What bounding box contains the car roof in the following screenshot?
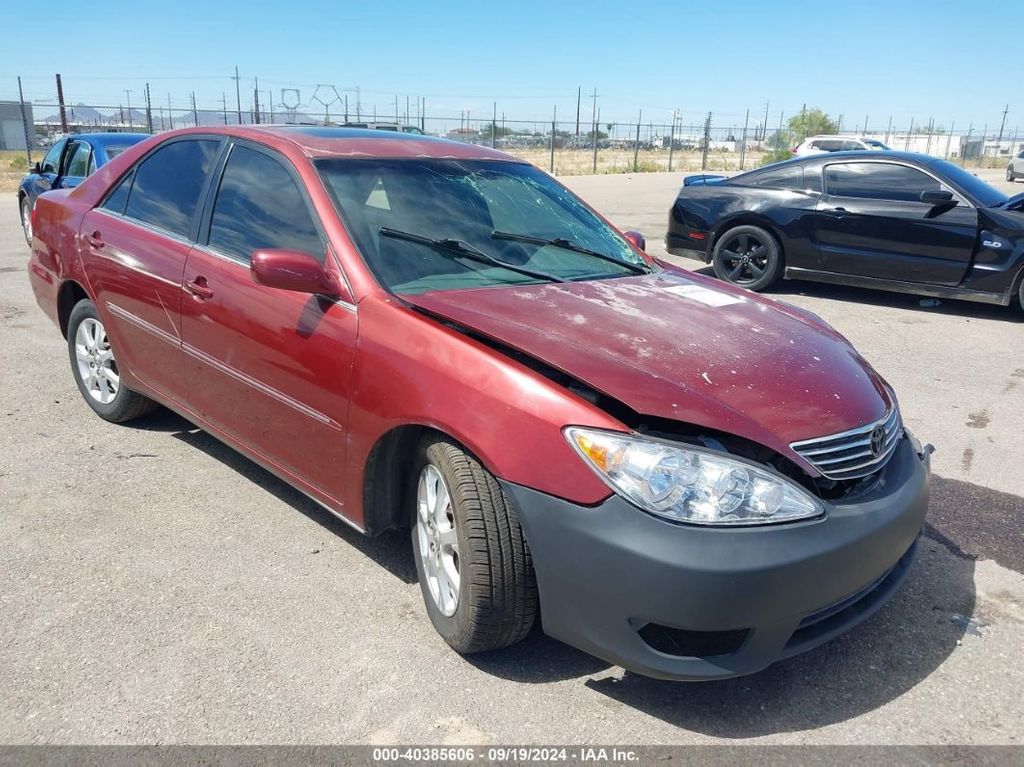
[735,150,943,182]
[73,132,151,147]
[154,125,518,161]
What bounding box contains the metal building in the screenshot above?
[0,100,35,150]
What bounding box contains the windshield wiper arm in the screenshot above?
[491,230,649,275]
[378,227,568,284]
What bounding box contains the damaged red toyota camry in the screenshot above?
[28,127,931,680]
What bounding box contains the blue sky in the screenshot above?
[2,0,1018,136]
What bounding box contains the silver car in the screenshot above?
[1007,150,1024,182]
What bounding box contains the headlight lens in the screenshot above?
[565,427,823,526]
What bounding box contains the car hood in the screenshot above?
[404,269,893,469]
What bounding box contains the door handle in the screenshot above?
[86,231,104,249]
[184,277,214,300]
[823,206,848,216]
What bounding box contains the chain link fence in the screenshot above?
[8,95,1022,176]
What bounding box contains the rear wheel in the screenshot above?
[410,435,537,654]
[67,300,157,423]
[712,225,783,291]
[20,197,32,245]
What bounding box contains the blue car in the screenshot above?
[18,133,149,244]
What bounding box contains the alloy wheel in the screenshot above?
[416,464,461,617]
[74,318,120,405]
[720,232,772,285]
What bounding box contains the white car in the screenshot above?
[792,135,891,155]
[1007,150,1024,182]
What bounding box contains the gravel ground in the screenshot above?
[1,168,1023,746]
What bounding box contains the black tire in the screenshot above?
[410,435,537,654]
[711,224,784,292]
[20,196,32,246]
[67,299,157,423]
[1008,166,1016,183]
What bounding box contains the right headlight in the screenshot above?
[565,427,823,526]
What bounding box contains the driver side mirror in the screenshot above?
[920,189,955,206]
[250,249,345,298]
[623,230,646,251]
[32,161,43,174]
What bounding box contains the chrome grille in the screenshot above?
[790,407,902,481]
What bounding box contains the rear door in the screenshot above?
[180,140,357,507]
[813,160,978,285]
[81,137,223,404]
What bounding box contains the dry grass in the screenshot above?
[506,147,766,176]
[2,150,34,194]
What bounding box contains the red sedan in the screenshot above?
[27,126,931,680]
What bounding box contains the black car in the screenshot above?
[667,151,1024,310]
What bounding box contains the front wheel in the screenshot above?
[410,435,537,654]
[711,224,784,291]
[67,299,157,423]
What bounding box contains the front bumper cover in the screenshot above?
[502,437,930,681]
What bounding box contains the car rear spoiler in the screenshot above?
[682,174,727,186]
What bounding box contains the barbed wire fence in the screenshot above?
[3,75,1019,177]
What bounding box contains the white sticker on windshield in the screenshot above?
[665,284,745,307]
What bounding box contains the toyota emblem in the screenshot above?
[870,425,887,458]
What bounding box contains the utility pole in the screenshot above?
[995,104,1010,161]
[885,115,893,144]
[944,121,955,159]
[550,105,556,173]
[190,92,199,127]
[233,66,242,124]
[167,93,172,129]
[144,82,153,134]
[761,100,769,143]
[575,86,581,138]
[668,111,677,172]
[492,101,497,149]
[124,90,133,128]
[55,73,68,133]
[253,77,261,124]
[633,110,642,172]
[962,123,972,166]
[222,93,228,125]
[739,108,750,170]
[701,111,712,170]
[17,76,33,165]
[592,108,600,174]
[356,86,362,121]
[862,115,868,136]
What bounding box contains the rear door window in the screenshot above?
[124,139,221,238]
[824,162,943,202]
[207,144,324,263]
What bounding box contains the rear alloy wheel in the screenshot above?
[20,197,32,245]
[411,435,537,654]
[67,299,157,423]
[712,225,783,291]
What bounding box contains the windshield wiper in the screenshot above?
[378,227,567,284]
[491,230,650,275]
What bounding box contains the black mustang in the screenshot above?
[667,151,1024,310]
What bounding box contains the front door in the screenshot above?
[179,141,357,509]
[814,160,978,286]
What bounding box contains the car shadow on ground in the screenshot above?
[131,408,417,584]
